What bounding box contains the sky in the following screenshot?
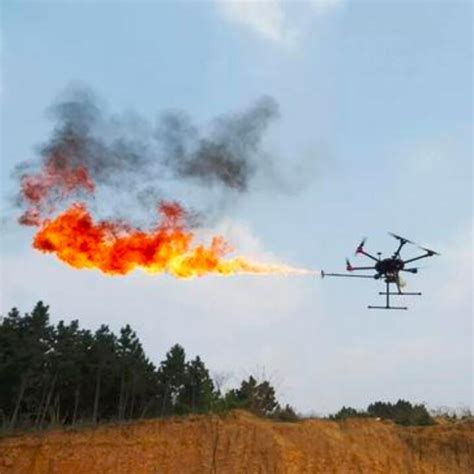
[0,0,472,414]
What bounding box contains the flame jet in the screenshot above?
[32,202,312,278]
[15,88,314,278]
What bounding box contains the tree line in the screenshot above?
[1,301,442,432]
[0,302,295,431]
[330,400,434,426]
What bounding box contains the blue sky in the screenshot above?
[1,1,472,413]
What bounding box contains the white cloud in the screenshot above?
[215,0,343,48]
[217,1,290,45]
[308,0,345,13]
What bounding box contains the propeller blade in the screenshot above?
[419,246,440,256]
[388,232,415,244]
[355,237,367,255]
[389,232,439,255]
[346,258,353,271]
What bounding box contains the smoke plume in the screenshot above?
[13,87,314,278]
[16,87,280,226]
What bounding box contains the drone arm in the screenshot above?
[403,252,432,264]
[357,250,379,262]
[322,272,376,279]
[349,266,376,271]
[393,241,407,259]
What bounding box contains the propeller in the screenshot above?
[418,246,440,256]
[389,232,440,256]
[388,232,415,244]
[346,258,353,271]
[355,237,367,255]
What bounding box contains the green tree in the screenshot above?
[227,376,279,416]
[178,356,216,413]
[8,302,53,428]
[47,320,93,426]
[274,404,298,422]
[367,399,434,426]
[157,344,186,416]
[89,325,117,424]
[0,307,23,426]
[116,325,157,420]
[329,406,365,420]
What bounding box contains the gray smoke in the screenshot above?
[16,87,281,223]
[157,96,278,191]
[41,89,151,183]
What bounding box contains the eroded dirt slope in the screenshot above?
[0,411,472,473]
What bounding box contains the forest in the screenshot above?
[1,301,437,433]
[0,301,294,432]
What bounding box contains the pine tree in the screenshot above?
[178,356,216,413]
[226,376,279,416]
[46,320,91,426]
[116,325,157,420]
[9,302,53,428]
[157,344,186,416]
[89,325,117,423]
[0,308,23,426]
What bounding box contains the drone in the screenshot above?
[321,233,440,310]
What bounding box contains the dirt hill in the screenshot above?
[0,411,472,473]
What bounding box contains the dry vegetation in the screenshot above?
[1,410,473,474]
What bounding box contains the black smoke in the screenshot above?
[157,95,278,191]
[15,87,281,224]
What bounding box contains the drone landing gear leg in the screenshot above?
[369,281,408,310]
[380,277,422,297]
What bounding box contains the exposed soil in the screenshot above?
[0,411,472,473]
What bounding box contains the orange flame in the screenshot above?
[19,160,94,226]
[19,157,313,278]
[32,202,313,278]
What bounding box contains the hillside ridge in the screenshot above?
[1,410,473,473]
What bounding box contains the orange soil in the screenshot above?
[0,411,472,473]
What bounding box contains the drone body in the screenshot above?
[321,233,439,310]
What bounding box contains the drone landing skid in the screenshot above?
[369,281,419,310]
[378,292,422,296]
[368,305,408,310]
